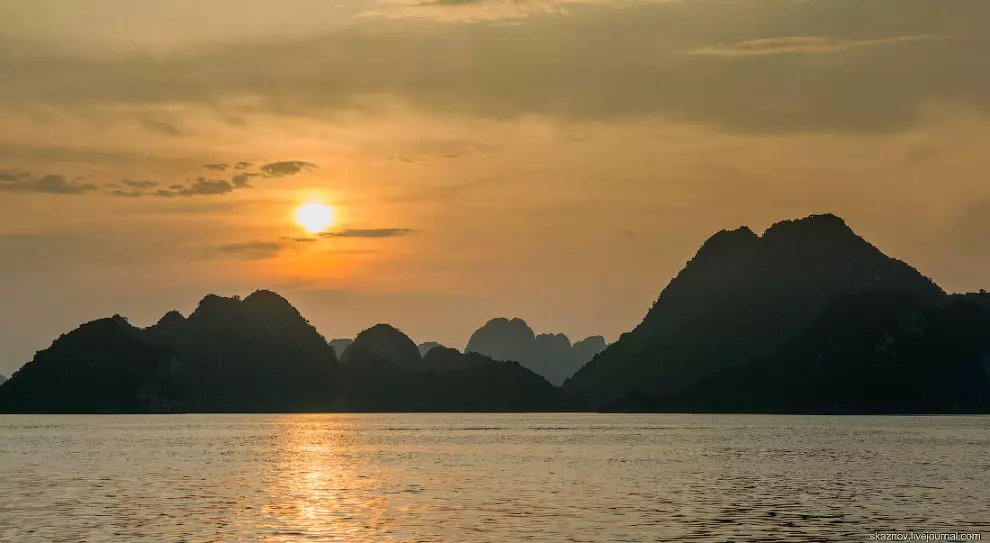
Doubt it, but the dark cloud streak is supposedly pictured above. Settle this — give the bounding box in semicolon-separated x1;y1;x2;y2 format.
260;161;318;178
209;240;286;261
155;178;234;197
232;172;259;188
122;179;158;189
0;159;305;198
319;228;416;238
0;173;97;195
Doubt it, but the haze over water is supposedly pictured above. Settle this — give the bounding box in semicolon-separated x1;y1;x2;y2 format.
1;414;986;542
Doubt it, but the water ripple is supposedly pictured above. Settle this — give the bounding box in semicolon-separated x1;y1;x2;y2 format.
0;414;987;542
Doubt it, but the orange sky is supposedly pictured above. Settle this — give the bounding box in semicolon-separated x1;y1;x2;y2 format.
2;0;989;374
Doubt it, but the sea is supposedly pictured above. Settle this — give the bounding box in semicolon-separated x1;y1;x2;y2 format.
0;414;987;542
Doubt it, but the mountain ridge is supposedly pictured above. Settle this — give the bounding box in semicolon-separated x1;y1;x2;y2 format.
465;318;607;385
563;213;946;407
2;213;987;414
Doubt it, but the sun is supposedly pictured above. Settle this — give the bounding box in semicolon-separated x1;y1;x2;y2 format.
293;201;336;234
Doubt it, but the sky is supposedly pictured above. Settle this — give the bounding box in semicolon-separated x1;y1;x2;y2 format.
1;0;989;375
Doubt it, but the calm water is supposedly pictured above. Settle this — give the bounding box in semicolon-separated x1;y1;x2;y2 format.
0;414;986;542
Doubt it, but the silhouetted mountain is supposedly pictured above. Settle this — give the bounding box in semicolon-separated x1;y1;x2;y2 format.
4;213;986;415
465;319;606;385
565;214;946;408
0;316;182;413
0;374;6;385
340;324;421;369
145;290;340;412
657;292;990;413
341;328;563;411
421;346;483;371
571;336;607;365
150;310;186;343
418;342;445;357
466;318;535;364
328;338;353;359
529;333;574;385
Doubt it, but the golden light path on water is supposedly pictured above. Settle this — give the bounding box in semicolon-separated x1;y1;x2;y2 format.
0;414;988;541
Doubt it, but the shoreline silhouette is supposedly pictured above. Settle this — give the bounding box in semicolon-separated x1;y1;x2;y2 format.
1;214;988;414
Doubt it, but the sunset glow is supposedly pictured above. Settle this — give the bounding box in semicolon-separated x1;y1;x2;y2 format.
293;201;336;234
3;0;990;382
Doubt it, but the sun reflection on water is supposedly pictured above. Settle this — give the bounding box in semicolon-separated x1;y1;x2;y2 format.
263;416;361;541
4;414;986;542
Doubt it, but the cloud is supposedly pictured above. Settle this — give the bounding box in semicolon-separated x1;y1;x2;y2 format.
186;178;233;195
111;190;143;198
0;0;987;133
234;162;253;170
206;236;329;261
382;153;466;165
0;159;303;199
156;178;234;197
378;139;490;166
122;179;159;189
232;172;260;188
0;173;98;195
260;161;318;178
135;114;182;136
359;0;632;22
687;35;948;57
0;170;30;182
422;0;489;5
320;228;416;238
208;240;286;261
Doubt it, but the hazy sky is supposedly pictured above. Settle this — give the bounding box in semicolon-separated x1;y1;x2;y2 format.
2;0;989;374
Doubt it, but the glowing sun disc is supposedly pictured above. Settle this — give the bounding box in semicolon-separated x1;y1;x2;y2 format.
294;202;335;234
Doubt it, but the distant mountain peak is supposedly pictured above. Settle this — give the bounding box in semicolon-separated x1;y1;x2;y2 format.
242;290;308;325
76;316;136;336
361;323;406;336
145;310;188;342
0;315;181;413
244;289;292;307
466;317;536;363
198;293;234;304
343;324;422;367
417;341;445;357
482;317;534;332
699;225;758;249
691;226;760;268
328;338;354;358
534;333;571;349
84;315;135;334
156;310;186;326
466;318;604;385
188;290;315;331
479;317;535;334
761;213;856;243
192;293;242;317
566;212;947;406
766;212;847;230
